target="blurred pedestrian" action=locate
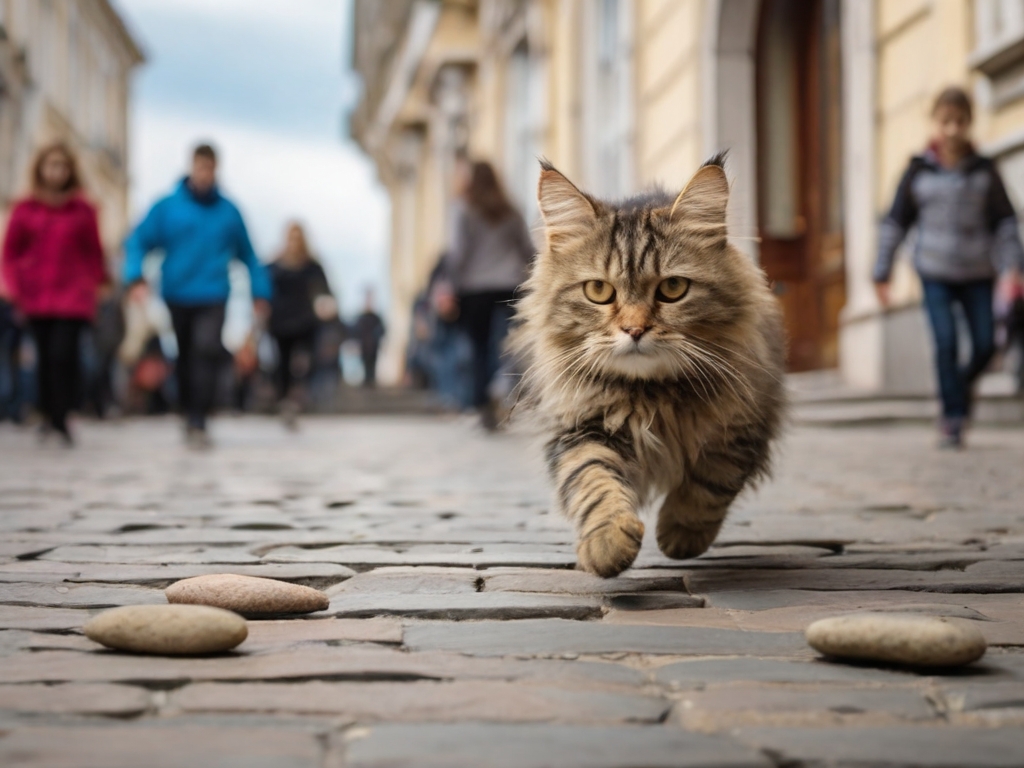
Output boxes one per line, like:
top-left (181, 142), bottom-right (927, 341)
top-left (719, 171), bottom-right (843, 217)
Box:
top-left (267, 222), bottom-right (332, 427)
top-left (874, 87), bottom-right (1024, 449)
top-left (426, 254), bottom-right (473, 410)
top-left (123, 143), bottom-right (271, 449)
top-left (354, 288), bottom-right (385, 387)
top-left (1, 142), bottom-right (108, 445)
top-left (446, 160), bottom-right (534, 428)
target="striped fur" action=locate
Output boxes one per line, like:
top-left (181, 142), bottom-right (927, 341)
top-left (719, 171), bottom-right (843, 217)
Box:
top-left (509, 159), bottom-right (785, 577)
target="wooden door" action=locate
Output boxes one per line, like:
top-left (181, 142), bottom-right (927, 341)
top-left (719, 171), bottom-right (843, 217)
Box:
top-left (755, 0), bottom-right (845, 372)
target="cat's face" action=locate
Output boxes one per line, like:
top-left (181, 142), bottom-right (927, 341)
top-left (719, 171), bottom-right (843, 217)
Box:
top-left (530, 160), bottom-right (752, 383)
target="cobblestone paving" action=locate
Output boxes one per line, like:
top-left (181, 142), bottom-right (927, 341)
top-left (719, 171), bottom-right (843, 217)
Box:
top-left (0, 415), bottom-right (1023, 767)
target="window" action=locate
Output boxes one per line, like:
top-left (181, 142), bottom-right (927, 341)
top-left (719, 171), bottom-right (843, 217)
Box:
top-left (972, 0), bottom-right (1024, 106)
top-left (503, 40), bottom-right (545, 223)
top-left (582, 0), bottom-right (633, 198)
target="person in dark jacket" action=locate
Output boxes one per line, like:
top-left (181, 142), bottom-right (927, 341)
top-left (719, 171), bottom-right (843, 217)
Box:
top-left (354, 289), bottom-right (385, 388)
top-left (267, 222), bottom-right (332, 423)
top-left (123, 144), bottom-right (271, 448)
top-left (446, 160), bottom-right (534, 428)
top-left (874, 87), bottom-right (1024, 449)
top-left (1, 142), bottom-right (108, 445)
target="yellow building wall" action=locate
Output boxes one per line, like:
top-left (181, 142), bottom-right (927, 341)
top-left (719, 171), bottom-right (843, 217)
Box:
top-left (634, 0), bottom-right (703, 191)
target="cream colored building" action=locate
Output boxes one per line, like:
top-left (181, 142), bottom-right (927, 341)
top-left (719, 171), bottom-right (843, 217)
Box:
top-left (352, 0), bottom-right (1024, 395)
top-left (0, 0), bottom-right (144, 268)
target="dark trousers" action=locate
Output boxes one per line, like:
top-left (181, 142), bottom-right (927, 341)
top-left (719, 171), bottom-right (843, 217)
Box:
top-left (459, 290), bottom-right (516, 407)
top-left (29, 317), bottom-right (86, 432)
top-left (168, 303), bottom-right (226, 430)
top-left (921, 279), bottom-right (995, 421)
top-left (0, 302), bottom-right (24, 422)
top-left (273, 332), bottom-right (315, 400)
top-left (361, 345), bottom-right (379, 387)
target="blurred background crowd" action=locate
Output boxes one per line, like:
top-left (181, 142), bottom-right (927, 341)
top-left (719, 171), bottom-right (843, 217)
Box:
top-left (2, 0), bottom-right (1024, 448)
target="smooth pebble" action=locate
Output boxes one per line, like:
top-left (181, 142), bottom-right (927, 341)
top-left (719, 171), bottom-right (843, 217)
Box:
top-left (84, 604), bottom-right (248, 655)
top-left (806, 612), bottom-right (986, 667)
top-left (165, 573), bottom-right (330, 616)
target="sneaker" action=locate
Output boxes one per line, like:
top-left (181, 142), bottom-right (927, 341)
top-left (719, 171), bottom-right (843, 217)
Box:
top-left (938, 423), bottom-right (964, 450)
top-left (185, 425), bottom-right (212, 450)
top-left (280, 400), bottom-right (300, 432)
top-left (53, 424), bottom-right (75, 448)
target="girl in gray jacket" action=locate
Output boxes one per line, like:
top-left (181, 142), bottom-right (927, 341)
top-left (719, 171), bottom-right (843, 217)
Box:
top-left (874, 87), bottom-right (1024, 448)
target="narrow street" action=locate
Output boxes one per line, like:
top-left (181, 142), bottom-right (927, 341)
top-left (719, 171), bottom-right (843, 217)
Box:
top-left (0, 416), bottom-right (1022, 767)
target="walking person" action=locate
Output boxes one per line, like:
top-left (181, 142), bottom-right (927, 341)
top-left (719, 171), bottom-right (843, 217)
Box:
top-left (1, 142), bottom-right (108, 445)
top-left (354, 288), bottom-right (385, 388)
top-left (874, 86), bottom-right (1024, 449)
top-left (267, 222), bottom-right (332, 426)
top-left (124, 144), bottom-right (271, 448)
top-left (446, 160), bottom-right (534, 429)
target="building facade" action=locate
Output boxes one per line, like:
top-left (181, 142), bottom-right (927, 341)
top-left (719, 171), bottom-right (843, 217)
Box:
top-left (351, 0), bottom-right (1024, 393)
top-left (0, 0), bottom-right (144, 270)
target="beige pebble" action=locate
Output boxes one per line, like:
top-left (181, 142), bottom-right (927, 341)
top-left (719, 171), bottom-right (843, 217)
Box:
top-left (84, 605), bottom-right (247, 655)
top-left (806, 612), bottom-right (987, 667)
top-left (165, 573), bottom-right (330, 616)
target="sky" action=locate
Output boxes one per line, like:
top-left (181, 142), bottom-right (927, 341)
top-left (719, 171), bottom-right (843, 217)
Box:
top-left (112, 0), bottom-right (390, 328)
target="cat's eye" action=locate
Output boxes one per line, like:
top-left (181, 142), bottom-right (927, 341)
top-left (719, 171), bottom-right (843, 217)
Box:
top-left (656, 277), bottom-right (691, 302)
top-left (583, 280), bottom-right (616, 304)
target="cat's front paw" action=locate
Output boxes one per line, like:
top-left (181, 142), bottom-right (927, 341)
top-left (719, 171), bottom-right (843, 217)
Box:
top-left (576, 511), bottom-right (644, 578)
top-left (655, 517), bottom-right (721, 560)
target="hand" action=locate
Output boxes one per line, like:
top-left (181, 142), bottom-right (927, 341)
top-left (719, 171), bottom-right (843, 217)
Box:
top-left (128, 282), bottom-right (149, 305)
top-left (874, 282), bottom-right (890, 308)
top-left (253, 298), bottom-right (271, 322)
top-left (997, 270), bottom-right (1023, 305)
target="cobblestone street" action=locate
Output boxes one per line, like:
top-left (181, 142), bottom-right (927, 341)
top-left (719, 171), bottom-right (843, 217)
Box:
top-left (0, 415), bottom-right (1023, 767)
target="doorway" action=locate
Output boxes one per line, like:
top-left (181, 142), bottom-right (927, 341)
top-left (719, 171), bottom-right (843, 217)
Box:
top-left (755, 0), bottom-right (845, 371)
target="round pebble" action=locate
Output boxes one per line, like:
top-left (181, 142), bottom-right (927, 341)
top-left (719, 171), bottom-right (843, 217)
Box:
top-left (806, 612), bottom-right (987, 667)
top-left (164, 573), bottom-right (330, 616)
top-left (84, 604), bottom-right (247, 655)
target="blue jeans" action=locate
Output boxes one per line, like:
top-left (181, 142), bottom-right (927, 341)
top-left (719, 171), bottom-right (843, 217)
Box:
top-left (921, 279), bottom-right (995, 421)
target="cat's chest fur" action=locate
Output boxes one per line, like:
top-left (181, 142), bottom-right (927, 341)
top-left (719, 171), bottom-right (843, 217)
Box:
top-left (557, 378), bottom-right (742, 493)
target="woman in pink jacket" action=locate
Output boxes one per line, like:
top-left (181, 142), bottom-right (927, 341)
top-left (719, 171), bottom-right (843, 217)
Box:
top-left (1, 142), bottom-right (107, 444)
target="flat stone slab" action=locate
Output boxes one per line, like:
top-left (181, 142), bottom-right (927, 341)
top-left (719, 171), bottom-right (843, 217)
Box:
top-left (675, 683), bottom-right (936, 727)
top-left (0, 646), bottom-right (644, 688)
top-left (328, 592), bottom-right (603, 621)
top-left (327, 567), bottom-right (480, 595)
top-left (939, 681), bottom-right (1024, 712)
top-left (38, 545), bottom-right (263, 565)
top-left (263, 543), bottom-right (578, 569)
top-left (733, 725), bottom-right (1024, 767)
top-left (687, 566), bottom-right (1024, 595)
top-left (0, 725), bottom-right (324, 768)
top-left (0, 582), bottom-right (165, 608)
top-left (404, 619), bottom-right (809, 657)
top-left (170, 679), bottom-right (670, 723)
top-left (0, 682), bottom-right (151, 715)
top-left (654, 658), bottom-right (919, 687)
top-left (0, 605), bottom-right (94, 631)
top-left (242, 617), bottom-right (404, 649)
top-left (481, 568), bottom-right (690, 595)
top-left (345, 723), bottom-right (772, 768)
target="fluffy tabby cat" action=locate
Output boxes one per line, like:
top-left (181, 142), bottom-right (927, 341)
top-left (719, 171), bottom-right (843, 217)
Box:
top-left (509, 156), bottom-right (785, 578)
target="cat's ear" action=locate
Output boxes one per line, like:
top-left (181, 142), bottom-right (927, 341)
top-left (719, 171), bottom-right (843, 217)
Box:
top-left (537, 160), bottom-right (599, 249)
top-left (669, 154), bottom-right (729, 229)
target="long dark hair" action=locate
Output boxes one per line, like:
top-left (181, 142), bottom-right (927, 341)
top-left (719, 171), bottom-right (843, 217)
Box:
top-left (465, 161), bottom-right (515, 223)
top-left (30, 141), bottom-right (83, 196)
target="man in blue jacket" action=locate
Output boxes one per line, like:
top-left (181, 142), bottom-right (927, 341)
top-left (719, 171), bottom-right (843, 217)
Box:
top-left (124, 144), bottom-right (270, 447)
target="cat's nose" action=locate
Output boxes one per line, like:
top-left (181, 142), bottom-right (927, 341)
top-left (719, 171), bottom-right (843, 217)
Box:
top-left (621, 325), bottom-right (650, 341)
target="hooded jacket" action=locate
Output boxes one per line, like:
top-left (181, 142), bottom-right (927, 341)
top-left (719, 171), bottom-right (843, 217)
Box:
top-left (124, 179), bottom-right (271, 305)
top-left (1, 196), bottom-right (107, 321)
top-left (874, 148), bottom-right (1024, 284)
